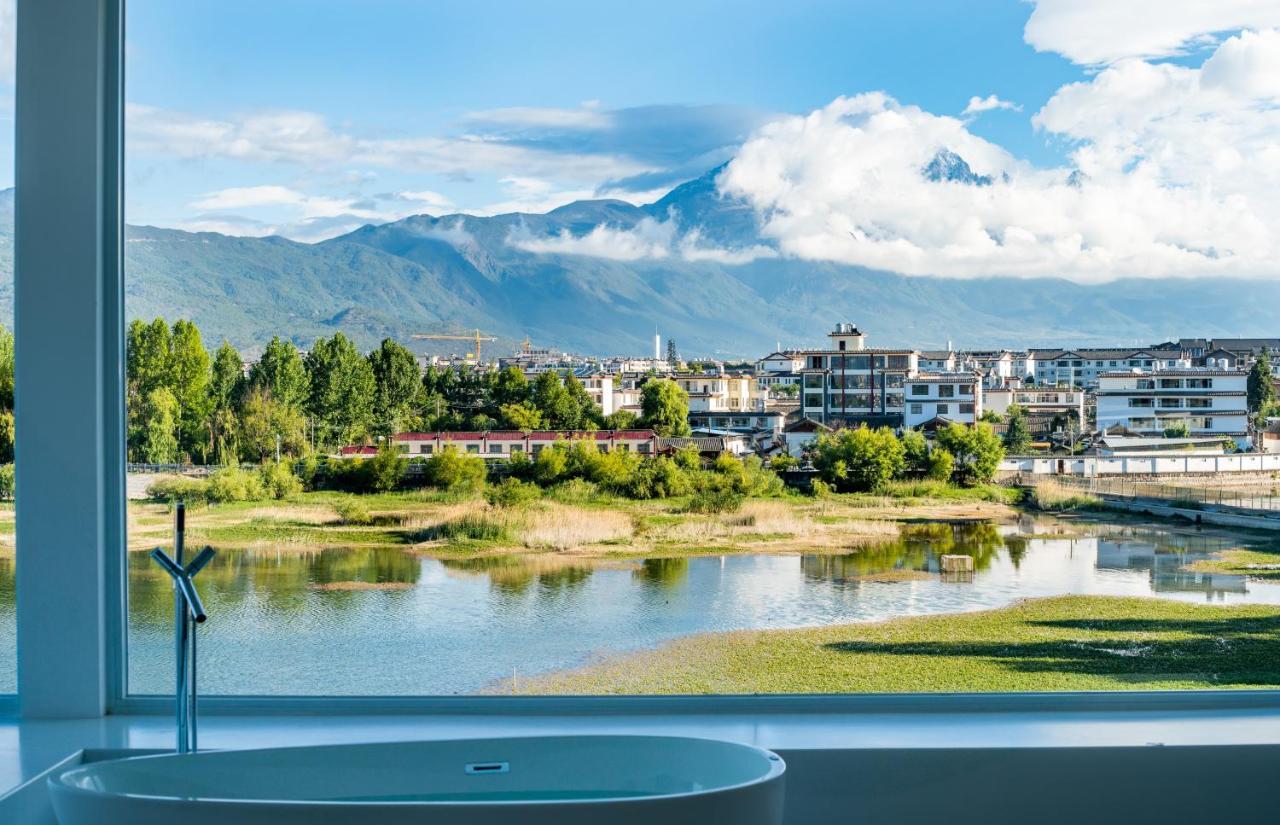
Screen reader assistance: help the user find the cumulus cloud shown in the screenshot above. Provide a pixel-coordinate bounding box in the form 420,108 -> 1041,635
715,55 -> 1280,282
962,95 -> 1021,116
507,217 -> 775,265
1023,0 -> 1280,64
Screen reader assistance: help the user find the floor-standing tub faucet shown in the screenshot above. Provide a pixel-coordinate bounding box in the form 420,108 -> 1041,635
150,501 -> 216,754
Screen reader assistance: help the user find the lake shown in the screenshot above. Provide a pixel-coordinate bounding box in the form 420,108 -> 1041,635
2,514 -> 1280,695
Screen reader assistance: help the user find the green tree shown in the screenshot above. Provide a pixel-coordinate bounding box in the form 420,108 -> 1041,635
0,325 -> 13,410
900,429 -> 930,478
499,401 -> 546,432
127,318 -> 173,398
531,371 -> 574,429
489,367 -> 531,410
169,320 -> 212,461
248,336 -> 309,411
1163,419 -> 1192,439
363,441 -> 408,492
639,379 -> 691,436
238,386 -> 308,462
304,333 -> 376,448
811,426 -> 905,492
0,411 -> 13,464
140,387 -> 181,464
562,373 -> 602,430
422,445 -> 487,494
936,423 -> 1005,486
208,341 -> 245,462
602,409 -> 639,430
367,338 -> 422,436
1003,404 -> 1032,454
1248,348 -> 1276,416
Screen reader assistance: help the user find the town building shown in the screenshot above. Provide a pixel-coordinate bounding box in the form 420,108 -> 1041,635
798,324 -> 918,428
341,430 -> 660,461
903,374 -> 984,428
1030,348 -> 1190,388
672,371 -> 765,414
1094,369 -> 1249,447
984,386 -> 1086,427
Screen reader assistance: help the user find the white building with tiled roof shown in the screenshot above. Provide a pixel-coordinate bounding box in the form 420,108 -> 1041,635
1095,369 -> 1249,447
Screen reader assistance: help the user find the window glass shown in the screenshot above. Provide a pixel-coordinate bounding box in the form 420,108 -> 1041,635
0,8 -> 14,696
119,1 -> 1280,700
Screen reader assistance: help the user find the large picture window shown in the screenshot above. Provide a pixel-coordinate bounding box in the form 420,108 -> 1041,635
114,1 -> 1280,702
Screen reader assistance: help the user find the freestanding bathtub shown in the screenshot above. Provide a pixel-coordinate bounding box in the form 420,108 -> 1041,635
48,735 -> 786,825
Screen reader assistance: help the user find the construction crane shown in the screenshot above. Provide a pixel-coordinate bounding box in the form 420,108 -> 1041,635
412,329 -> 498,362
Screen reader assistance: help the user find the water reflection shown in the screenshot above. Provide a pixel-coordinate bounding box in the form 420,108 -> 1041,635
3,514 -> 1274,695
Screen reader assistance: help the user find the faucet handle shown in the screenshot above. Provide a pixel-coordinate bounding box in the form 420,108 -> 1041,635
150,548 -> 212,623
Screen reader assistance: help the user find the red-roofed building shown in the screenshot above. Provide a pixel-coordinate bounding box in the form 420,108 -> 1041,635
341,430 -> 660,461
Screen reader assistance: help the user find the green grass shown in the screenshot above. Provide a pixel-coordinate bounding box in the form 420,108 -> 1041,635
518,595 -> 1280,694
1186,548 -> 1280,580
192,518 -> 407,547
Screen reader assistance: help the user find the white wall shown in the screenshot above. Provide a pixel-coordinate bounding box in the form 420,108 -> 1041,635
1001,453 -> 1280,476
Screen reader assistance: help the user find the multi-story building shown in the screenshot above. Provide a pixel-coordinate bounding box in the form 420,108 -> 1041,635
672,371 -> 764,414
1031,348 -> 1190,388
1095,369 -> 1249,446
798,324 -> 918,428
984,386 -> 1085,427
903,374 -> 983,428
576,372 -> 616,417
754,351 -> 805,393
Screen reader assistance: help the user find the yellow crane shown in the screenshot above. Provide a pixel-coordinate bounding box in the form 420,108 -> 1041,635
412,329 -> 498,362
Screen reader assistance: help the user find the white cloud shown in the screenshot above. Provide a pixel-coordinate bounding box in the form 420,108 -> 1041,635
716,60 -> 1280,282
463,105 -> 612,130
962,95 -> 1021,116
507,217 -> 776,265
1024,0 -> 1280,64
0,0 -> 13,86
127,103 -> 650,184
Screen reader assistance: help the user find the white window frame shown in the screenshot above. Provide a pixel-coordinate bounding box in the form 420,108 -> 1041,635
11,0 -> 1280,719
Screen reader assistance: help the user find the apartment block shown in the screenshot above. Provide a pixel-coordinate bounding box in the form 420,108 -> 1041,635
903,374 -> 983,428
1095,370 -> 1249,446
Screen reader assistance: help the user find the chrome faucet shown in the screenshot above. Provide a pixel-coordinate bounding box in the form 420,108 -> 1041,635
150,501 -> 216,754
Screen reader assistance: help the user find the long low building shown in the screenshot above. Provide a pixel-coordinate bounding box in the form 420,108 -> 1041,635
342,430 -> 660,460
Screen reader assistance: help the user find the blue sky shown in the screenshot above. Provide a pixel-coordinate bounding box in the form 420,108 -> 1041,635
3,1 -> 1279,282
119,0 -> 1081,233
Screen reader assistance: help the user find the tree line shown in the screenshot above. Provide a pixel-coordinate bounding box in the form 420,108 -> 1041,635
127,318 -> 692,465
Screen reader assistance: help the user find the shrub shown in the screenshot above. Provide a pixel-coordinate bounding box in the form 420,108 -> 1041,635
147,475 -> 210,505
623,456 -> 692,499
335,499 -> 373,525
206,466 -> 265,503
901,429 -> 930,478
422,446 -> 487,495
259,461 -> 303,500
293,455 -> 321,490
672,446 -> 703,472
547,478 -> 603,504
811,426 -> 906,492
0,462 -> 13,500
926,447 -> 955,482
684,486 -> 745,514
485,477 -> 541,508
770,453 -> 798,471
533,444 -> 569,485
810,478 -> 833,498
362,443 -> 408,492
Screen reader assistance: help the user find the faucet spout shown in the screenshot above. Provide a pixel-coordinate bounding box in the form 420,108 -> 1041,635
150,501 -> 215,755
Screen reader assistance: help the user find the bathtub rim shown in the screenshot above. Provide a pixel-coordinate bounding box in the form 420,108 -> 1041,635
47,734 -> 786,809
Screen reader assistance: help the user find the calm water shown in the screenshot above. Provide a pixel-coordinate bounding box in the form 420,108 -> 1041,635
2,516 -> 1280,695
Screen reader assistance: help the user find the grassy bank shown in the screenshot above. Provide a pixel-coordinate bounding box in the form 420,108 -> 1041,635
514,595 -> 1280,694
126,483 -> 1019,558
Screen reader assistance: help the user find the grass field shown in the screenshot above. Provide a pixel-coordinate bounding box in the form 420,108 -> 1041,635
125,483 -> 1020,560
515,595 -> 1280,694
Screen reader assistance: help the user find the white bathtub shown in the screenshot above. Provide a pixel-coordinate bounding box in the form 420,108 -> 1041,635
48,735 -> 786,825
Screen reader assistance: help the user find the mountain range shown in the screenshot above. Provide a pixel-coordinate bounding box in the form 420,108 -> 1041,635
0,163 -> 1276,359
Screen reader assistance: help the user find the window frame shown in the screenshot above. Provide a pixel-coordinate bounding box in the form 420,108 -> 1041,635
15,0 -> 1280,719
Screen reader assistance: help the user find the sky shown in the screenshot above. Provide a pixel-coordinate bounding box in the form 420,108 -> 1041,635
1,0 -> 1279,282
